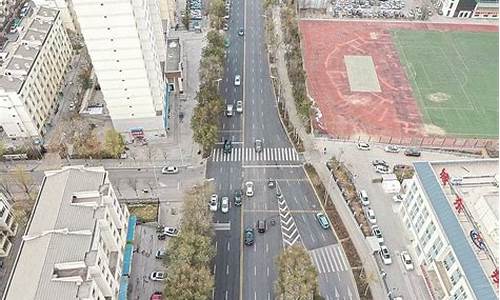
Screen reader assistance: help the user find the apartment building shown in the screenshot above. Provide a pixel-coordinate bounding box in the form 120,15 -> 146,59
3,165 -> 130,300
31,0 -> 78,30
398,159 -> 498,300
0,192 -> 18,257
72,0 -> 167,139
0,6 -> 72,139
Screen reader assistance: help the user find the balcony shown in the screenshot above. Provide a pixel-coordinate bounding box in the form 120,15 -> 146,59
0,233 -> 12,257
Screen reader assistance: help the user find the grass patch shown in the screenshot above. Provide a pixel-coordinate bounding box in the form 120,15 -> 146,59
127,203 -> 158,223
392,30 -> 499,137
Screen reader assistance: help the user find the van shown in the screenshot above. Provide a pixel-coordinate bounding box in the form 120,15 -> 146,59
226,104 -> 233,116
359,190 -> 369,206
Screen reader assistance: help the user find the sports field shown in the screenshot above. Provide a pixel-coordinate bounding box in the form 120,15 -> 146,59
391,30 -> 498,138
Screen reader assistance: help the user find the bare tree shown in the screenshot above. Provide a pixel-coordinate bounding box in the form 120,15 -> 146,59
13,166 -> 34,200
0,176 -> 13,199
127,178 -> 138,196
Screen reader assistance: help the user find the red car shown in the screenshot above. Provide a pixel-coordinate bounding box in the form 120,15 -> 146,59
150,292 -> 162,300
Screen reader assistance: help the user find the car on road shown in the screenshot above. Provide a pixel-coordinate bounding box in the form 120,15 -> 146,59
224,38 -> 230,48
234,75 -> 241,86
375,165 -> 391,174
379,246 -> 392,265
236,100 -> 243,113
257,220 -> 266,233
209,194 -> 218,212
393,194 -> 404,203
223,139 -> 232,154
245,181 -> 254,197
226,104 -> 233,116
316,212 -> 330,229
150,292 -> 162,300
384,145 -> 400,153
223,23 -> 229,31
372,160 -> 388,167
244,227 -> 255,245
356,142 -> 371,151
150,271 -> 166,281
366,208 -> 377,224
234,190 -> 242,206
371,225 -> 384,244
254,139 -> 263,153
224,15 -> 230,20
359,190 -> 369,206
161,166 -> 178,174
221,196 -> 229,213
155,250 -> 166,259
238,27 -> 244,36
404,148 -> 421,157
161,227 -> 179,237
400,251 -> 414,271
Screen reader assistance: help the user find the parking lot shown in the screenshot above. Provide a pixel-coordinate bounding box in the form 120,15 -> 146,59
319,139 -> 481,299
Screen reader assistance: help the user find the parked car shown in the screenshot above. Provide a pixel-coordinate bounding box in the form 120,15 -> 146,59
254,139 -> 263,153
221,196 -> 229,213
375,165 -> 391,174
162,227 -> 179,237
356,142 -> 371,150
236,100 -> 243,113
234,190 -> 242,206
384,145 -> 400,153
379,246 -> 392,265
209,194 -> 218,212
371,225 -> 384,244
404,148 -> 421,157
245,181 -> 254,197
400,251 -> 414,271
392,194 -> 404,203
372,160 -> 388,167
238,27 -> 244,36
366,208 -> 377,224
150,271 -> 166,281
234,75 -> 241,86
161,166 -> 179,174
244,227 -> 255,245
359,190 -> 370,206
257,219 -> 267,233
155,250 -> 166,259
316,212 -> 330,229
150,292 -> 162,300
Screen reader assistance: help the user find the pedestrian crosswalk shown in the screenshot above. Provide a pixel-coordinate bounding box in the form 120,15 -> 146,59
211,147 -> 300,162
309,244 -> 350,274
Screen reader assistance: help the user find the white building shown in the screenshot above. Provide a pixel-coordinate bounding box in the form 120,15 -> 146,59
0,192 -> 18,257
0,6 -> 72,139
398,159 -> 498,300
72,0 -> 167,139
3,165 -> 130,300
440,0 -> 498,18
31,0 -> 79,30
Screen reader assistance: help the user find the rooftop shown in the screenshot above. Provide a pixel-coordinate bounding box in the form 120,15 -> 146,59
165,37 -> 181,72
3,166 -> 108,300
0,6 -> 58,93
414,159 -> 498,300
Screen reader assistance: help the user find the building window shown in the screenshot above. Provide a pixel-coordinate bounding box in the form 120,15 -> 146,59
450,269 -> 462,286
443,252 -> 456,271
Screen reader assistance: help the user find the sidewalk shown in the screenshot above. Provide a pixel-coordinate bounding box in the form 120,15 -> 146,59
271,6 -> 386,299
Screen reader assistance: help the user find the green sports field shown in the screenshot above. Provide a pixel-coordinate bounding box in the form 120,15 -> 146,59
391,30 -> 499,138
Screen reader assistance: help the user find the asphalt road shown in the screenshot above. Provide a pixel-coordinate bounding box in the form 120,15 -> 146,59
207,0 -> 359,298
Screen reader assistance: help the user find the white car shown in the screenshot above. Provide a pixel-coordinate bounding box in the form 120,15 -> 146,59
371,225 -> 384,244
384,145 -> 400,153
359,190 -> 369,206
393,194 -> 404,203
379,246 -> 392,265
234,75 -> 241,86
245,181 -> 254,197
366,208 -> 377,224
221,196 -> 229,213
236,100 -> 243,113
150,271 -> 166,281
163,227 -> 179,237
162,166 -> 179,174
357,142 -> 371,151
209,194 -> 218,212
400,251 -> 414,271
375,165 -> 391,174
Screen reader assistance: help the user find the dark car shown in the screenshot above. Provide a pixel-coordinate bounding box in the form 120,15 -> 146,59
404,148 -> 421,157
223,139 -> 232,154
254,139 -> 263,153
257,220 -> 266,233
234,190 -> 242,206
244,227 -> 255,246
